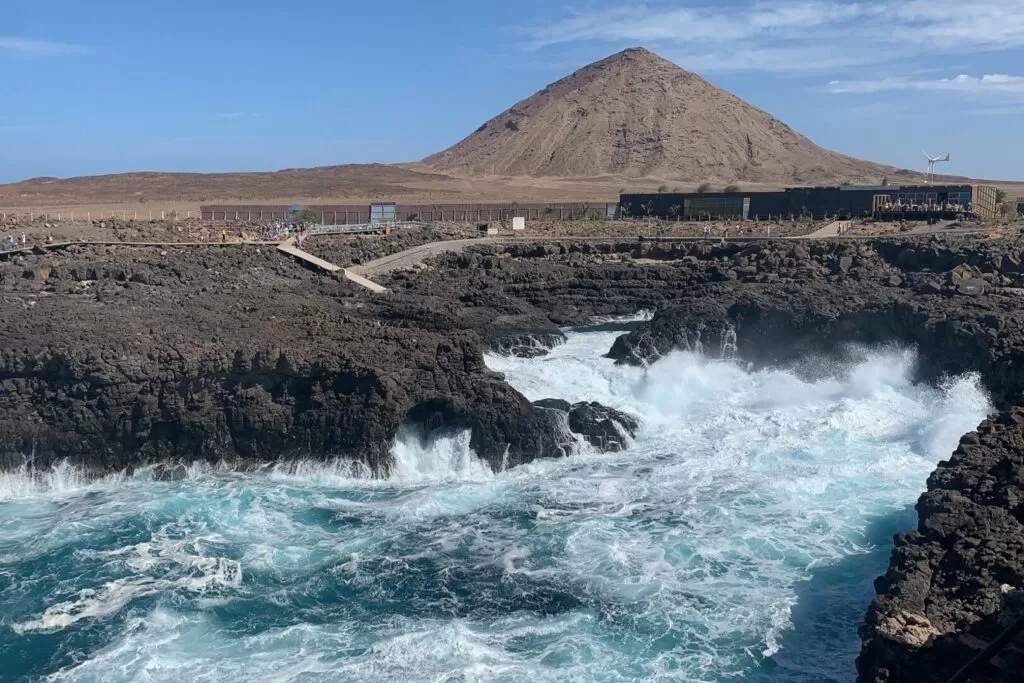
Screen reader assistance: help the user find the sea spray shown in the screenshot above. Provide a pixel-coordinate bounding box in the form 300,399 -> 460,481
389,424 -> 492,483
0,329 -> 991,682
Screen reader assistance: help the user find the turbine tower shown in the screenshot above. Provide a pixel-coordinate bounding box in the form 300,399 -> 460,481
924,151 -> 950,184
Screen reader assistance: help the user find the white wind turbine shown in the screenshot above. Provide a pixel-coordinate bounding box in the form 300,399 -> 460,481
924,151 -> 950,184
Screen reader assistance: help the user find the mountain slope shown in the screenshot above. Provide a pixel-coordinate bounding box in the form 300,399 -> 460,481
424,47 -> 895,184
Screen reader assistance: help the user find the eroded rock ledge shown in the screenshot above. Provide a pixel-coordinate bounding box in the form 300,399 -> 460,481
857,410 -> 1024,682
5,232 -> 1024,681
606,283 -> 1024,410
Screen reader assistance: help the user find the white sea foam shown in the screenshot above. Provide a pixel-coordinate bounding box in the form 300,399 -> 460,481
390,424 -> 493,483
0,423 -> 492,501
14,549 -> 241,635
0,460 -> 128,500
3,329 -> 994,682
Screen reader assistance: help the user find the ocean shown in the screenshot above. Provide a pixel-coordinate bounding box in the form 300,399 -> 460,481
0,329 -> 990,682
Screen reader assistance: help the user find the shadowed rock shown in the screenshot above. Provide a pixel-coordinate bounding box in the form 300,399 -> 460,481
533,399 -> 640,453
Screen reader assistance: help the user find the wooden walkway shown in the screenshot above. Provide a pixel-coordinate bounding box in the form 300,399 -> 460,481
353,238 -> 484,277
276,238 -> 341,273
343,269 -> 389,294
277,238 -> 389,293
801,220 -> 844,239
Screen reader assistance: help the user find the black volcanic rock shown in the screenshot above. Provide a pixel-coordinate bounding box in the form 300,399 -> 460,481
9,230 -> 1024,683
605,282 -> 1024,411
533,399 -> 640,453
856,409 -> 1024,683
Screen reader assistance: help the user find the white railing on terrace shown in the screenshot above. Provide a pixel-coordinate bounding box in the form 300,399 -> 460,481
305,221 -> 424,236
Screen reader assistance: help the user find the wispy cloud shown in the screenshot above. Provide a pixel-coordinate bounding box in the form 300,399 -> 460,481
0,37 -> 91,57
826,74 -> 1024,96
528,1 -> 1024,72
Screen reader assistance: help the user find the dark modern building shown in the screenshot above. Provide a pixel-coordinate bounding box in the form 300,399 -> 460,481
621,184 -> 999,222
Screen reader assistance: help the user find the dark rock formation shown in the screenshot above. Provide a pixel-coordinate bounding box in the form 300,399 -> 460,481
857,409 -> 1024,682
8,230 -> 1024,681
605,283 -> 1024,411
533,399 -> 640,453
0,244 -> 573,476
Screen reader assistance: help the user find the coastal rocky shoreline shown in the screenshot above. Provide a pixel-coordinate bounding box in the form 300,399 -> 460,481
3,230 -> 1024,680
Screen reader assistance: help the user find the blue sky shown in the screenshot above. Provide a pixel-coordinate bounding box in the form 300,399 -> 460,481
2,0 -> 1022,183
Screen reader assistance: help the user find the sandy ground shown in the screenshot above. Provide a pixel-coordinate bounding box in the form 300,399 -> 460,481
3,172 -> 1020,219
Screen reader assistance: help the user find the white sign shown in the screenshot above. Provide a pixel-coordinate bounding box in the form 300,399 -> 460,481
512,217 -> 525,231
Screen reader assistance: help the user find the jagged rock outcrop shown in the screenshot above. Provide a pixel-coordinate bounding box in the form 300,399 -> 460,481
857,410 -> 1024,682
0,240 -> 632,476
605,286 -> 1024,410
533,399 -> 640,453
7,230 -> 1024,682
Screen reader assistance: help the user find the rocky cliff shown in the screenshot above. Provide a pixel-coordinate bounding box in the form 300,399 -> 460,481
0,241 -> 628,475
858,409 -> 1024,682
5,229 -> 1024,679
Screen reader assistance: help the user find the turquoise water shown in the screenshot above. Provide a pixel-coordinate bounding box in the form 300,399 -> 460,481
0,331 -> 990,682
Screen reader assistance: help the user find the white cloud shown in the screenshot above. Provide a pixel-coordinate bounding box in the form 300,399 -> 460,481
528,1 -> 1024,72
0,37 -> 91,57
826,74 -> 1024,96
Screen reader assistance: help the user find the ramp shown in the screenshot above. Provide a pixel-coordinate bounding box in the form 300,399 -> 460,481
277,239 -> 341,272
357,238 -> 485,276
276,238 -> 388,293
343,269 -> 389,293
801,220 -> 844,239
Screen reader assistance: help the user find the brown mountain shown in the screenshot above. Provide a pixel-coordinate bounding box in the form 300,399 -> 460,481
424,47 -> 896,184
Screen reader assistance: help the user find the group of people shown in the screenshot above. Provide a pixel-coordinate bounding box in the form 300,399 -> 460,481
879,201 -> 968,213
5,233 -> 26,250
254,221 -> 304,242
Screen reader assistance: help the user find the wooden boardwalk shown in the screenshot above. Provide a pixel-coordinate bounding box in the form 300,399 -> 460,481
353,238 -> 484,277
277,238 -> 389,293
343,269 -> 389,294
276,238 -> 342,273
